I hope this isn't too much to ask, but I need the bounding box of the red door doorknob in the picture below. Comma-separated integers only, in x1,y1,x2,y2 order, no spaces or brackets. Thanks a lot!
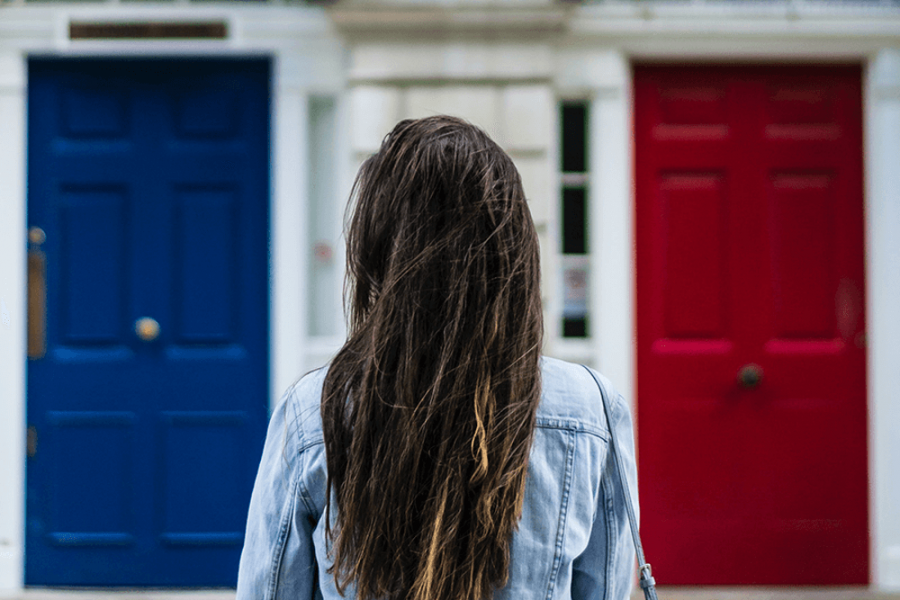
737,364,763,389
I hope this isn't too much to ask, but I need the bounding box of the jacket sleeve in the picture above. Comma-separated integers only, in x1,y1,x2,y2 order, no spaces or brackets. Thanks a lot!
236,388,319,600
571,375,639,600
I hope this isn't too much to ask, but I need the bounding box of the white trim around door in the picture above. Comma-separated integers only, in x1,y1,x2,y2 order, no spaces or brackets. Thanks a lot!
0,5,345,591
554,9,900,583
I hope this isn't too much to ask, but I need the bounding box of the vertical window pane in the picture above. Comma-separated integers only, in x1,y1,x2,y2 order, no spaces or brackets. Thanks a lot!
561,102,588,173
562,255,589,338
308,96,338,337
560,101,590,339
563,318,588,338
562,187,587,255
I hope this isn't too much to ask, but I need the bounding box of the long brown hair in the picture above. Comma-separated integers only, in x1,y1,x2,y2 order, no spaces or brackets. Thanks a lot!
321,116,543,600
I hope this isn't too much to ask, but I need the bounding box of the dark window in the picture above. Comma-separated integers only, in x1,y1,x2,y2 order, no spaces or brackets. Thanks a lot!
561,102,588,173
562,187,587,255
560,101,590,339
563,317,588,338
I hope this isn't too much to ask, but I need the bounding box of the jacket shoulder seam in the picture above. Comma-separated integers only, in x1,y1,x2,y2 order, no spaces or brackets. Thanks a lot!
290,369,328,450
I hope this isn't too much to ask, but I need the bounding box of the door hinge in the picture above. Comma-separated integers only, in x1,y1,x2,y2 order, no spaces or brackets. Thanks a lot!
27,425,38,458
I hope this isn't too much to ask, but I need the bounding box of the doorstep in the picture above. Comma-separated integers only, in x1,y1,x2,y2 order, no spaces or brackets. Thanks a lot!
644,588,900,600
5,587,899,600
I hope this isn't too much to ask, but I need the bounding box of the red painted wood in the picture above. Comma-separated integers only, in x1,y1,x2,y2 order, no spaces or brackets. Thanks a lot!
634,65,868,585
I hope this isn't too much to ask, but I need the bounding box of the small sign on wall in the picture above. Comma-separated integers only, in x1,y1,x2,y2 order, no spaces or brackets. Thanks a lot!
561,254,589,338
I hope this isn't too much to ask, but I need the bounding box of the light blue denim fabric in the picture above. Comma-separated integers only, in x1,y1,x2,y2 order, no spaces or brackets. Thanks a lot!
237,356,639,600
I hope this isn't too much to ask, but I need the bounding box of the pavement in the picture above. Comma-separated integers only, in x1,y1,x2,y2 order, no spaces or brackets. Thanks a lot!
3,588,900,600
647,589,900,600
1,594,235,600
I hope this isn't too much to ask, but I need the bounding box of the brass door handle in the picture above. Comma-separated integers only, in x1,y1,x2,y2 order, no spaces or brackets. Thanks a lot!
27,227,47,359
135,317,160,342
737,364,763,389
27,425,38,458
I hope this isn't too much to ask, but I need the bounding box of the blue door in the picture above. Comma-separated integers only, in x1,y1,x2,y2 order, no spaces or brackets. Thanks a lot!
26,58,270,586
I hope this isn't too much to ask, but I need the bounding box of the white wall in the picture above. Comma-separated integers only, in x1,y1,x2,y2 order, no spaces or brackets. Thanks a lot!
866,48,900,590
0,50,27,595
344,41,561,359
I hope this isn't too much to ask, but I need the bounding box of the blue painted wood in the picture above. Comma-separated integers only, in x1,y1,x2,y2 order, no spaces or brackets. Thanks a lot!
26,59,270,586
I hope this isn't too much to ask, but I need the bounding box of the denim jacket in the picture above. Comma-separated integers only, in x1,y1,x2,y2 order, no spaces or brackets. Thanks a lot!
237,356,639,600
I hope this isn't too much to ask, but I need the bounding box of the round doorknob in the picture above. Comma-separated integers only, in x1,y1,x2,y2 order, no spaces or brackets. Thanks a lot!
135,317,160,342
28,227,46,246
737,363,763,389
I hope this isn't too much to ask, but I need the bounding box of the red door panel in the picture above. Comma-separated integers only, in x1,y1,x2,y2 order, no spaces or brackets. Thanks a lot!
635,65,867,585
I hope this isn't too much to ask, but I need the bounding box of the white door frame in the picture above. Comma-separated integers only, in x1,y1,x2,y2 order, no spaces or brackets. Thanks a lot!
0,5,344,591
554,6,900,587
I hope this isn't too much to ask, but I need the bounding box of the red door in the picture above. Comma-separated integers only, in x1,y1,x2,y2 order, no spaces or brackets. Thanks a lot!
635,65,868,585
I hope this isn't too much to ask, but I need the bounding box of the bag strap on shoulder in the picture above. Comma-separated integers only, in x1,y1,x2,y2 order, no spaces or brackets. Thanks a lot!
581,365,659,600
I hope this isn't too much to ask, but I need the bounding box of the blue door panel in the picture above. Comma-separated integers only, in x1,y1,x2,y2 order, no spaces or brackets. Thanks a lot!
174,189,238,342
27,59,270,586
46,412,137,546
58,188,128,343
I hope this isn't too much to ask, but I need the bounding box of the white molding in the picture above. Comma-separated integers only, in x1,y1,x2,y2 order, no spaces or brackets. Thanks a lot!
567,3,900,59
554,40,896,591
346,41,555,83
0,5,339,53
886,545,900,589
272,88,310,410
865,48,900,591
0,50,26,597
574,2,900,33
551,48,634,403
329,89,351,356
587,51,635,410
328,3,565,36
